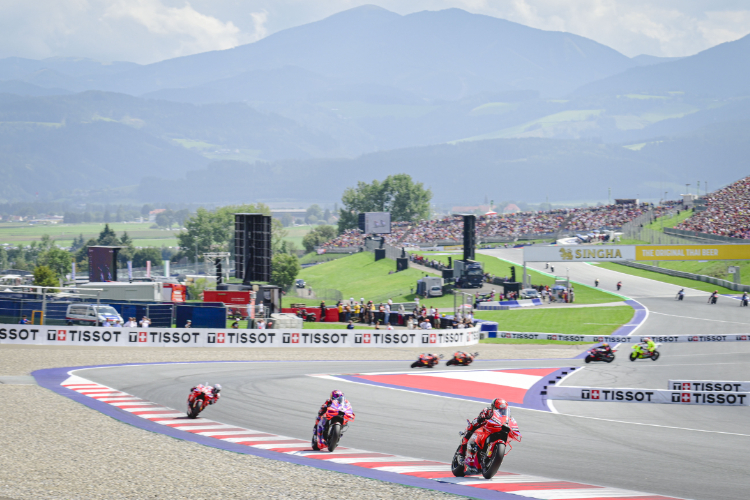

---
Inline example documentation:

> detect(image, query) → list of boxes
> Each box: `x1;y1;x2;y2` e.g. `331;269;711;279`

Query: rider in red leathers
190;383;221;405
315;390;354;430
459;399;519;462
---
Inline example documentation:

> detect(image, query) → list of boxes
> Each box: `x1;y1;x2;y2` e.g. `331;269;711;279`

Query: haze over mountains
0;5;748;204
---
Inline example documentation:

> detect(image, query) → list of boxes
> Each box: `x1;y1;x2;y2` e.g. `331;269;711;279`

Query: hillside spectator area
321;202;667;249
676;175;750;239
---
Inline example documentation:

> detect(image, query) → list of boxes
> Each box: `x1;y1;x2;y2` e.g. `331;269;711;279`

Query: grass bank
415;252;623;304
293;252;455;308
593;262;738;294
474;305;634;336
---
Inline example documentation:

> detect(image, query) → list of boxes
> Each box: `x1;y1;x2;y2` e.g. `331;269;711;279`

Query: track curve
76;253;750;500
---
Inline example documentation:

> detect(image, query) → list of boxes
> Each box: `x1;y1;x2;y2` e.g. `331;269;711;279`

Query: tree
306;204;323;224
141;204;153;218
33;265;58;288
98;224;118;246
338;174;431;232
132;248;163;268
155;212;171;228
37;247;72;279
270;253;300;289
302;225;337;253
281;213;293;227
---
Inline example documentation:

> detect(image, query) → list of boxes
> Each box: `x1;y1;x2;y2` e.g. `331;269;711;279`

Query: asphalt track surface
79;248;750;500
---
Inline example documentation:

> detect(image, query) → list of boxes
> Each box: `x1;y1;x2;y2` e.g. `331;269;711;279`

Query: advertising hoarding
358;212;392;234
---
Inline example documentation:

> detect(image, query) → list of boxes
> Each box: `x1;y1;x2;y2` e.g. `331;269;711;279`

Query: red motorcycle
312;398;355;452
451;409;521;479
446;351;479;366
411;353;442;368
584;348;616;363
187;384;218;419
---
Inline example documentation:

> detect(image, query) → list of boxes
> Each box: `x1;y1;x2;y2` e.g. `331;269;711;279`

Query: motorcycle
629;344;660;361
296;308;317;322
451;409;521;479
676;292;684;301
312;399;355;452
411;353;442;368
584;348;616;363
709;294;718;305
446;352;479;366
186;384;216;419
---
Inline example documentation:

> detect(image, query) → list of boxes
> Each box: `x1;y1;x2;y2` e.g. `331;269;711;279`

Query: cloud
0;0;749;63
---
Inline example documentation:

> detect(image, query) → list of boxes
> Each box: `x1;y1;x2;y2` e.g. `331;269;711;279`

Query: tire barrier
546;386;749;406
0;323;479;348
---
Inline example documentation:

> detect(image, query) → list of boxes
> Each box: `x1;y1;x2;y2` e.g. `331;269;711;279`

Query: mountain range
0;5;748;204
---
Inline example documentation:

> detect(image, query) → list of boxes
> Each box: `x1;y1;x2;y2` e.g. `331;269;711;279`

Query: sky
1;0;750;64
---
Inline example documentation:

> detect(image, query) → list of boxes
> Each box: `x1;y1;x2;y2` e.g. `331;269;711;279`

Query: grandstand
676;175;750;240
322;201;678;250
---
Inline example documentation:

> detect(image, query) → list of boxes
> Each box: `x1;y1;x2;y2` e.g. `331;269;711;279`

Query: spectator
18;315;29;324
346;320;354;330
140;317;151;328
185;320;192;328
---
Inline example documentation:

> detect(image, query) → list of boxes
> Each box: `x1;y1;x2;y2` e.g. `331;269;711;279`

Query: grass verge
593;262;737;294
416;252;623;305
474;306;634;336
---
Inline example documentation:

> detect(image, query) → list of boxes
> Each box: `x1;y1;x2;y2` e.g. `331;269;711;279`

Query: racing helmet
331;390;344;402
213;384;221;394
601;343;609;348
643;337;651;342
491;398;509;416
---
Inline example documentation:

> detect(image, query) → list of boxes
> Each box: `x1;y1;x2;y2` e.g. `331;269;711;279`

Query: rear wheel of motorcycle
651;351;660;361
451;446;465;477
446;359;455;366
410;361;420;368
481;442;506;479
629;353;637;362
584;355;592;363
327;423;342;452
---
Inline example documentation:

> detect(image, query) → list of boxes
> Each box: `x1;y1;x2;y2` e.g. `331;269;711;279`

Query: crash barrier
478;299;543;310
490;331;750;343
0;323;479;348
669;380;750;392
617;260;750;293
546;386;749;406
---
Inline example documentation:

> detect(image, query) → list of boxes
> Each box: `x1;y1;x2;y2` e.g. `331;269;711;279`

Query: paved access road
81;249;750;500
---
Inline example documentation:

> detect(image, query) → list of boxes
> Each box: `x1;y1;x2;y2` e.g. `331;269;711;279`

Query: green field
414;252;623;304
645;210;693;231
294;252;455;307
593;262;739;294
284;225;315;249
0;222;180;248
474;306;634;336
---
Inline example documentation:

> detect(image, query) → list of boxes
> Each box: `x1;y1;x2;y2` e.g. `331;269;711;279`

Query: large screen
358;212;391;234
88;247;116;282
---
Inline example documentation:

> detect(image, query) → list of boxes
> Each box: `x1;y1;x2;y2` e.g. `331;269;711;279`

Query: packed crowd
320;203;675;249
676;176;750;239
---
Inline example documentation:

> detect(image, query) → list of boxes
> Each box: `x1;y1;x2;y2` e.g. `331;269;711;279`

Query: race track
75;251;750;500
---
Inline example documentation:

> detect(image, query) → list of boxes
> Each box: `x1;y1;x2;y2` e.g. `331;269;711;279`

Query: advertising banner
0;324;479;348
495;331;750;343
523;245;636;262
634;244;750;261
668;380;750;393
547;386;749;406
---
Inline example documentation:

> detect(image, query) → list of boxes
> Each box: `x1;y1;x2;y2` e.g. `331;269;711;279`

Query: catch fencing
616;261;750;293
663;228;747;244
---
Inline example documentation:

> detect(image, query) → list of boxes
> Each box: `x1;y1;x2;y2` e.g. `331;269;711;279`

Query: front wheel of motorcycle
584;355;592;363
629;353;637;362
328;423;342;452
451;446;465;477
481;442;506;479
187;399;202;419
651;351;660;361
606;355;615;363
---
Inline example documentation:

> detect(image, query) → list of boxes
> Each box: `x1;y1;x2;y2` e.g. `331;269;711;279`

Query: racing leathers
633;339;656;357
190;384;220;405
315;396;354;441
459;407;520;458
